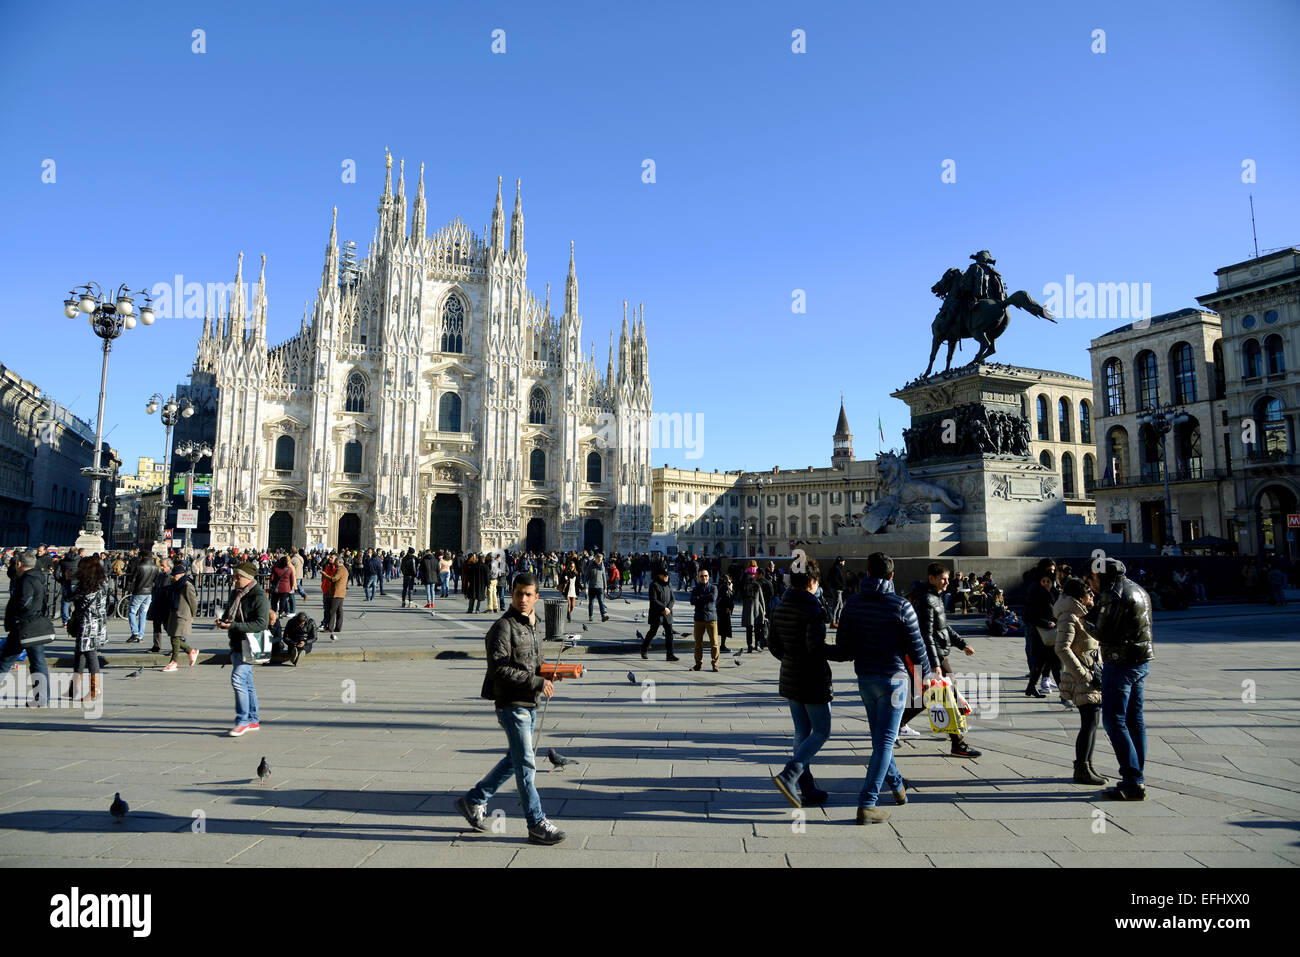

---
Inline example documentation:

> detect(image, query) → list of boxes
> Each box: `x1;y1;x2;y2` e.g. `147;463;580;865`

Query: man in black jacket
640;567;679;661
1094;558;1155;801
906;563;981;758
0;552;55;706
125;549;159;643
1024;558;1060;696
769;559;833;808
824;557;847;627
400;548;418;608
457;574;566;846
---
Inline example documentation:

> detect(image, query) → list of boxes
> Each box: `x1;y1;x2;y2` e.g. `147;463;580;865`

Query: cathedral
191;154;654;554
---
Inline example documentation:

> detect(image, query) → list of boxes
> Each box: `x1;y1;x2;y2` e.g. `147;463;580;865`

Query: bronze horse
924;268;1056;376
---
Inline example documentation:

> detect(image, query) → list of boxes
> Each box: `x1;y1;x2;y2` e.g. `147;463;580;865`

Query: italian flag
878;415;885;443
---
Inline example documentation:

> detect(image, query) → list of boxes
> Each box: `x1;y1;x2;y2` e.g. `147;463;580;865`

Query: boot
1085;762;1108;785
1073;760;1106;785
797;769;828;806
81;674;101;702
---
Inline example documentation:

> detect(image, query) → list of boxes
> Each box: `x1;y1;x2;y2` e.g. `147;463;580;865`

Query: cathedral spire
201;302;212;341
411;161;427;240
509;178;524;261
607;330;615;385
376;151;394;248
227;250;246;340
618;300;631;386
544;282;551;318
322;206;339;292
489;175;505;257
393;157;407;240
301;300;310;337
564;240;578;323
251;253;268;342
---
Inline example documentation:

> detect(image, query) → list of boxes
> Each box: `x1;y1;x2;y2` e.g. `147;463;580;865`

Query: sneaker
692;663;701;671
456;796;489;832
126;635;141;644
162;661;178;672
527;819;567;845
189;648;200;667
246;722;260;731
601;615;610;622
856;806;890;824
772;765;802;808
898;724;922;738
330;634;338;641
950;742;981;759
228;724;251;737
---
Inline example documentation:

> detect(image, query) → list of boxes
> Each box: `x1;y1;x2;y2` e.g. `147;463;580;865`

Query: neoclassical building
193;155;654;554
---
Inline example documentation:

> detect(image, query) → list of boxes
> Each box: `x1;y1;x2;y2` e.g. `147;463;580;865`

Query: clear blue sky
2;0;1297;474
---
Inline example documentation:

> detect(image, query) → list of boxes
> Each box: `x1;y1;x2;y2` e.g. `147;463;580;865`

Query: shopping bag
242;630;274;665
924;678;968;735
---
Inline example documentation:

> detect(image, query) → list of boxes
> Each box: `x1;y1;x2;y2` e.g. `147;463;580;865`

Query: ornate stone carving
861;452;963;533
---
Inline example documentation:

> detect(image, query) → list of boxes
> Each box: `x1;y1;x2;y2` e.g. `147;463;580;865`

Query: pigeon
582;623;588;631
358;611;366;620
124;668;142;679
109;793;128;822
257;757;271;785
626;671;637;684
546;748;580;768
622;599;630;605
636;630;645;642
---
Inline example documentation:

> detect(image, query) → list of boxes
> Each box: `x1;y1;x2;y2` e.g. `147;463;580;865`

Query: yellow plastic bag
925;678;968;735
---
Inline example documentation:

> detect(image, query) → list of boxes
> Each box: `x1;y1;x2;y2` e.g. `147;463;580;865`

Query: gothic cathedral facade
193;155;654;554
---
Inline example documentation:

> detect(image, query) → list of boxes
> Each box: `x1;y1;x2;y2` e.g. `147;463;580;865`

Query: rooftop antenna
1250;194;1259;258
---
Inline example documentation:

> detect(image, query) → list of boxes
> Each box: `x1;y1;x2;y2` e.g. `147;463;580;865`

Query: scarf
226;580;255;623
171;575;190;611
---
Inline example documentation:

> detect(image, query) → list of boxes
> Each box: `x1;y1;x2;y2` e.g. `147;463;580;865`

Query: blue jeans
423;582;434;604
0;634;51;705
439;572;450;598
787;700;832;777
856;673;907;808
128;594;152;637
230;649;260;726
466;706;545;828
402;576;415;604
1102;661;1149;790
365;576;378;601
588;588;606;619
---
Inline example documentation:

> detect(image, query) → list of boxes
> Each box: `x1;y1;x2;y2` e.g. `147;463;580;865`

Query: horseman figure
924;250;1055;377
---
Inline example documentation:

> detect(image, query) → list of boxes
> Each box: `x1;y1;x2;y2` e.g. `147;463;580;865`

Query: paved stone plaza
1;589;1297;868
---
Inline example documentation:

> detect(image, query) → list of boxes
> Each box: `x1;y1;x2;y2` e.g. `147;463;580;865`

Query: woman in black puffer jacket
767;559;833;809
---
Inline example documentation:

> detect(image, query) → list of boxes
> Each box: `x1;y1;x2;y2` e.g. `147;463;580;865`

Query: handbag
241;630;274;664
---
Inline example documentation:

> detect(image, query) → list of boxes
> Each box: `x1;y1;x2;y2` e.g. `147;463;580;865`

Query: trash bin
543;598;564;640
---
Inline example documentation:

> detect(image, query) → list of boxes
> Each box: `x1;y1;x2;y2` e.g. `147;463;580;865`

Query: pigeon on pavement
636;630;645;641
626;670;637;684
109;793;128;822
582;623;588;631
257;757;271;785
125;668;142;679
546;748;580;768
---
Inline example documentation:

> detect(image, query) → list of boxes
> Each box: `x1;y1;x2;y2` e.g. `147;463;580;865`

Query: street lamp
1137;403;1188;555
146;392;195;550
755;476;766;556
66;281;156;553
175;439;213;553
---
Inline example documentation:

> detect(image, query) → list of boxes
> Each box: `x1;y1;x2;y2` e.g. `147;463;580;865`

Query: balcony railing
1092;466;1230;490
1246;449;1296;467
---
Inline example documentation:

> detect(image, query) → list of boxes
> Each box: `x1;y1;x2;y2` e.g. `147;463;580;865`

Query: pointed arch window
528;387;549;425
586;451;602;484
438;393;462;432
441;296;465;353
274;435;295;471
344;371;366;413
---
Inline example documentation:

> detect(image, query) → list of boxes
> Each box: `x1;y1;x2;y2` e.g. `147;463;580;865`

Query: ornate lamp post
65;282;156;553
1137;404;1188;555
146;393;195;550
175;439;213;553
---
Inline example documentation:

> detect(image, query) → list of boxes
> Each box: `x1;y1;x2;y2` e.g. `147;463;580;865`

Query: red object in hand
539;663;584;680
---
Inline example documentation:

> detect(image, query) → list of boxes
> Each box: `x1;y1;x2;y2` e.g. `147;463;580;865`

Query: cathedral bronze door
431;494;462;552
583;518;603;553
526;517;545;553
338;513;361;551
268;511;294;552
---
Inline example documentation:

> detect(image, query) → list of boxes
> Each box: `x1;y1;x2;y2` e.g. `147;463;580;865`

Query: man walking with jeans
125;548;159;644
835;552;933;824
586;554;610;622
456;574;566;845
1094;558;1155;801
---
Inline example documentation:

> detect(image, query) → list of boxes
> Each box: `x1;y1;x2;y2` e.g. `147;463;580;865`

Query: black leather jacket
480;606;545;709
1095;575;1155;665
909;583;967;667
128;558;159;596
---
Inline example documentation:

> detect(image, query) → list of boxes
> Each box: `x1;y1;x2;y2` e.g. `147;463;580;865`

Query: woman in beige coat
1054;577;1106;786
162;562;201;672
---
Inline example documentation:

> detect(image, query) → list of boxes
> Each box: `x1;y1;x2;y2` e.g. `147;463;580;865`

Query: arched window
1058;397;1071;442
1079;400;1092;444
344;371;366;413
1255;397;1288;456
274;435;295;471
438;393;462;432
529;449;545;482
1061;451;1075;497
1212;340;1226;398
1103;359;1125;415
342;440;362;474
788;517;799;537
1107;427;1129;483
1037;395;1051;441
1039;450;1053;469
528;387;548;425
1176;416;1203;479
441;295;465;353
586;451;602;483
1083;453;1096;492
1266;335;1286;375
1136;350;1159;411
1139;424;1163;481
1244;339;1263;378
1171;342;1197;403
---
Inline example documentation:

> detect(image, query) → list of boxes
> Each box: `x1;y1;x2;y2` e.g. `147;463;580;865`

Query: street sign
164;529;174;541
1288;514;1300;529
177;508;199;529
